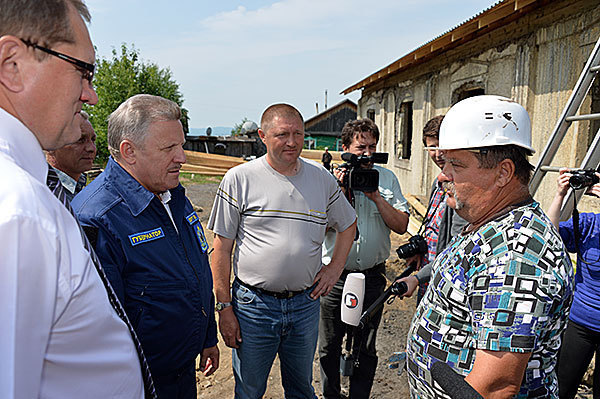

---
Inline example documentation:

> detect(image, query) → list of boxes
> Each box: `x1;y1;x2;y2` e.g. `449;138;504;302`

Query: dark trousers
558;319;600;399
153;360;196;399
318;265;387;399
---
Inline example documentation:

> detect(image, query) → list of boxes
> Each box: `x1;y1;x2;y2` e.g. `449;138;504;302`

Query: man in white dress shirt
0;1;145;398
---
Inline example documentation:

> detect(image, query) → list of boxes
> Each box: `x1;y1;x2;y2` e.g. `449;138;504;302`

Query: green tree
231;117;249;136
85;44;189;163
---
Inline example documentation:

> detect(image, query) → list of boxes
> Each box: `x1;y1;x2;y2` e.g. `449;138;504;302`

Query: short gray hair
107;94;181;159
0;0;90;49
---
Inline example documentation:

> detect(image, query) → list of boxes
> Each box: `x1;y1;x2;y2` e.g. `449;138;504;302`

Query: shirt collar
105;157;184;217
53;167;78;194
0;108;47;184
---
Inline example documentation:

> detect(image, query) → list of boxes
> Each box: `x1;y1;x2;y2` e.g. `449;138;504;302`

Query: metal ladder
529;36;600;220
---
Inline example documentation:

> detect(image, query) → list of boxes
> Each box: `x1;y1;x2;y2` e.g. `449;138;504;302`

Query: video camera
569;169;600;190
339;152;389;192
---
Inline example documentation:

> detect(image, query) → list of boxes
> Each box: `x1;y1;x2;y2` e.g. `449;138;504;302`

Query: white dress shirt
0;109;144;399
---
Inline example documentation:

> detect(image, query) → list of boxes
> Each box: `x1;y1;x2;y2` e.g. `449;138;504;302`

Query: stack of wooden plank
181;151;246;176
181;149;345;176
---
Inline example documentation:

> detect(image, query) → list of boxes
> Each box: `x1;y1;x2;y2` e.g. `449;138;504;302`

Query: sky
86;0;498;129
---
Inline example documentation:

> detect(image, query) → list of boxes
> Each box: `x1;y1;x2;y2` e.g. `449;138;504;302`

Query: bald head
260;103;304;135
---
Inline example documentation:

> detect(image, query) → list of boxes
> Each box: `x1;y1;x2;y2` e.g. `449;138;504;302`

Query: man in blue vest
73;94;218;399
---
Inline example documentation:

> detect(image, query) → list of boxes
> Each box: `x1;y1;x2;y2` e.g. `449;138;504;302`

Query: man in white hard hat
406;95;573;398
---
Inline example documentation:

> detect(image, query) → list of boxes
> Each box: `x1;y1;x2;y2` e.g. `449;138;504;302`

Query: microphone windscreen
430;361;483;399
341;273;365;326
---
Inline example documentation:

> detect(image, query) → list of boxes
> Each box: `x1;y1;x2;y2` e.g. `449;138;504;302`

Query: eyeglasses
20;38;95;83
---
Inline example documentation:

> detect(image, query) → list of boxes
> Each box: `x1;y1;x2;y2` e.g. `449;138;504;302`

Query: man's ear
0;36;28;93
119;140;137;165
496;158;515;187
258;129;266;143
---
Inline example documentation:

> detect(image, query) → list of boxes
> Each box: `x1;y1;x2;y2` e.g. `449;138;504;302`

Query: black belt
340;262;386;280
235;277;307;299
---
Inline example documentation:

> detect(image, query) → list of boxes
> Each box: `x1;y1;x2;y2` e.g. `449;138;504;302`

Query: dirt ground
185;181;593;399
186;182;416;398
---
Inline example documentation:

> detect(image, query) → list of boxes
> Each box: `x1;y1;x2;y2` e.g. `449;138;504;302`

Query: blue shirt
72;157;217;376
559;213;600;331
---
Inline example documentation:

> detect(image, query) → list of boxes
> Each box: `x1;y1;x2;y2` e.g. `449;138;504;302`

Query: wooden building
184;135;257;159
343;0;600;211
304;99;357;150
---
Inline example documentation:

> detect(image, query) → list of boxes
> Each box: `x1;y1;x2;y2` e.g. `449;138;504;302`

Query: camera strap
418;184;446;236
572;200;581;257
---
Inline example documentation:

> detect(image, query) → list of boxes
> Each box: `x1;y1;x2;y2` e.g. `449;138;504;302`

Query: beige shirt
208;156;356;291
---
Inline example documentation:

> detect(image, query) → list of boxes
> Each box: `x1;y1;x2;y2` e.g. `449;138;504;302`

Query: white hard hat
431;95;534;154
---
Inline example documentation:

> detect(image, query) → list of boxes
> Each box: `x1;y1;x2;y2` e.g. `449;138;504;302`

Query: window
396;101;413;159
453;87;485;105
367;109;375;122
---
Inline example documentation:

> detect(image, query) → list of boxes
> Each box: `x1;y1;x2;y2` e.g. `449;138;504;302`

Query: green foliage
231;117;249;136
85;44;188;163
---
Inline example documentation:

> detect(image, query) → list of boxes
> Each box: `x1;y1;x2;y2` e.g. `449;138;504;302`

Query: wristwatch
215;301;232;311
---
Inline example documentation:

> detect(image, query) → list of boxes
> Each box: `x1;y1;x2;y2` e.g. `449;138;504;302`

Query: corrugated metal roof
341;0;544;95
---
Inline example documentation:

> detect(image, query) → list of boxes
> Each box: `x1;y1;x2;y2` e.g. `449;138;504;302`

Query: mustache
442;181;455;195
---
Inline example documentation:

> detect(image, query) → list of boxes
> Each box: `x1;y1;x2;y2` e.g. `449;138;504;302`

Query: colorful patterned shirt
407;201;573;398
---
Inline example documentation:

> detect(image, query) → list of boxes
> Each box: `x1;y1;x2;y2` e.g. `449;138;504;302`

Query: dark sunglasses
20;38;95;83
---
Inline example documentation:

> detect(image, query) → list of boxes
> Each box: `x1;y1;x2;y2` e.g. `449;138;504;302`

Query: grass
179;172;223;185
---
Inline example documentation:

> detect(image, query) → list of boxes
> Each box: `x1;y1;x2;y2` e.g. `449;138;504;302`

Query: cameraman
548;168;600;399
319;119;409;399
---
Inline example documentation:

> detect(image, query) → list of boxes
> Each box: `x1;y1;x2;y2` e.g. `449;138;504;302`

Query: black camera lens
396;235;428;259
569;170;600;190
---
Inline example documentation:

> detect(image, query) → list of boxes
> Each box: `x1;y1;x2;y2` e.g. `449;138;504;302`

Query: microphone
341;273;365;326
430;361;483;399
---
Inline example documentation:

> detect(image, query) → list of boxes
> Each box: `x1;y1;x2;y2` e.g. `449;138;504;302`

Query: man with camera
319;118;409;399
548;168;600;399
406;95;573;398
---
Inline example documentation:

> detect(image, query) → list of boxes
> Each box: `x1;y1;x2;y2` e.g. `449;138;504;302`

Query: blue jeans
232;279;320;399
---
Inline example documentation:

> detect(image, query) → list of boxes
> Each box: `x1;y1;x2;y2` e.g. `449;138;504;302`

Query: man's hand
586;173;600;197
363;188;381;202
405;254;422;270
397;275;419;298
199;345;219;377
548;168;573;227
217;307;242;348
556;167;572;197
333;167;347;194
312;262;344;299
